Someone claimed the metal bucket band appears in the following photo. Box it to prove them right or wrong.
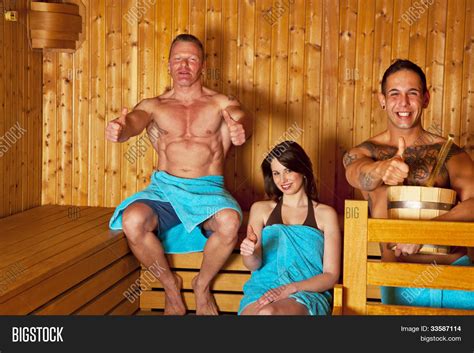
[388,200,454,211]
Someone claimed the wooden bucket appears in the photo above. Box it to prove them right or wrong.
[387,186,457,254]
[29,2,82,51]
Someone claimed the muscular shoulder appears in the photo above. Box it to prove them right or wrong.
[135,97,161,112]
[211,91,241,109]
[343,133,392,167]
[446,144,472,168]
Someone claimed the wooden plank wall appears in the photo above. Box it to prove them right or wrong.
[0,0,42,218]
[41,0,474,214]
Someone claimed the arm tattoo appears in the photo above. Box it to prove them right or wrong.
[363,141,465,186]
[356,141,397,161]
[343,151,358,168]
[359,171,376,190]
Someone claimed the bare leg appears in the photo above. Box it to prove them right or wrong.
[192,209,240,315]
[241,298,308,315]
[122,203,186,315]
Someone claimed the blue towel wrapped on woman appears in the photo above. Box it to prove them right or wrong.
[239,141,341,315]
[239,224,332,315]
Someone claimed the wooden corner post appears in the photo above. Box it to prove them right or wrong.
[343,200,368,315]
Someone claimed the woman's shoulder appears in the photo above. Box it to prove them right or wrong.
[312,201,338,220]
[250,200,277,213]
[312,201,333,211]
[250,200,278,218]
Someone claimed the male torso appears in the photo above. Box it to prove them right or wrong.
[357,130,466,264]
[142,87,234,179]
[360,130,460,219]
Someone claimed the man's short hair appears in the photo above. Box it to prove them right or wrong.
[168,34,204,60]
[381,59,427,95]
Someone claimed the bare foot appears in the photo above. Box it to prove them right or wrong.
[191,275,219,315]
[163,274,186,315]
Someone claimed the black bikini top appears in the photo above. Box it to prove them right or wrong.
[265,195,319,230]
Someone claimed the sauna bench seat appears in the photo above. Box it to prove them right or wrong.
[0,205,342,316]
[0,205,140,315]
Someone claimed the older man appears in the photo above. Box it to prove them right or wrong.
[106,34,252,315]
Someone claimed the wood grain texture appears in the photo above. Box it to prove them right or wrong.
[0,0,42,218]
[38,1,474,215]
[344,200,474,315]
[367,262,474,291]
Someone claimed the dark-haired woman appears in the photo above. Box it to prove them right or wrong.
[238,141,341,315]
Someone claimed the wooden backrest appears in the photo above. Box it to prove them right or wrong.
[343,200,474,315]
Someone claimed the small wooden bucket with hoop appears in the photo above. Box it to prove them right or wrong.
[387,186,457,254]
[386,133,457,255]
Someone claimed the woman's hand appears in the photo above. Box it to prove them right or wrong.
[257,283,298,307]
[240,225,258,256]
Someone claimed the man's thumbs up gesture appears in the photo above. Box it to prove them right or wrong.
[106,107,129,143]
[222,109,246,146]
[240,225,258,256]
[378,136,409,185]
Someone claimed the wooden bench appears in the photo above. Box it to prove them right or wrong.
[0,205,342,315]
[139,232,343,315]
[343,200,474,315]
[0,205,140,315]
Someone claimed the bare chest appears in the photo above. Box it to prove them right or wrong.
[152,101,223,138]
[374,144,450,187]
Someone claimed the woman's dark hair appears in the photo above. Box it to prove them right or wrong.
[381,59,427,95]
[261,141,318,201]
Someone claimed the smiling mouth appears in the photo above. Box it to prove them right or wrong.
[396,112,411,118]
[281,183,292,191]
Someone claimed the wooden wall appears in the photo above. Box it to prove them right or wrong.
[0,0,43,218]
[41,0,474,214]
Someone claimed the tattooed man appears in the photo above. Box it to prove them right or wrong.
[343,59,474,267]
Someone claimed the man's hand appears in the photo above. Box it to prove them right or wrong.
[106,107,129,143]
[389,242,423,257]
[240,225,258,256]
[256,284,297,307]
[377,137,409,185]
[222,109,246,146]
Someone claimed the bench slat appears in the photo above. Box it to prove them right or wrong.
[166,252,247,271]
[368,219,474,246]
[1,206,103,245]
[140,290,243,313]
[1,208,113,265]
[0,238,131,314]
[75,270,141,315]
[109,298,139,316]
[35,254,139,315]
[367,262,474,291]
[0,205,58,231]
[367,302,474,315]
[140,270,250,292]
[0,232,128,305]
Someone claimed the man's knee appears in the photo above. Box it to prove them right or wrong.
[122,204,157,243]
[213,209,240,238]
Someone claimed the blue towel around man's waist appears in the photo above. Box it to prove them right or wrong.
[381,255,474,309]
[238,224,332,315]
[109,170,242,254]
